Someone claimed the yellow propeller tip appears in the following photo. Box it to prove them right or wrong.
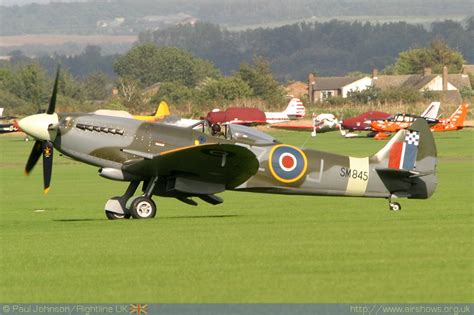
[43,188,50,194]
[24,171,30,176]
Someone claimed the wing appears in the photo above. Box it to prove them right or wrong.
[122,143,259,189]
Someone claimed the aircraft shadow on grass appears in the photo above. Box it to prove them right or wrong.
[53,214,239,222]
[53,218,103,222]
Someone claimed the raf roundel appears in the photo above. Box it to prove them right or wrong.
[268,145,308,183]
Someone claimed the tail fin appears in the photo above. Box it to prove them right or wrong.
[420,101,440,119]
[448,102,469,128]
[284,98,305,118]
[154,101,170,119]
[371,119,437,199]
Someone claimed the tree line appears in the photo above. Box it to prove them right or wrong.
[143,19,474,80]
[0,20,472,117]
[0,45,286,116]
[5,19,473,81]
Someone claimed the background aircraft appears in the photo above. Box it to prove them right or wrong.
[205,97,306,126]
[132,100,202,128]
[370,102,440,139]
[18,68,438,219]
[205,107,267,125]
[270,113,340,134]
[133,101,171,122]
[264,97,306,123]
[310,113,340,136]
[340,111,391,134]
[430,103,469,132]
[0,108,18,134]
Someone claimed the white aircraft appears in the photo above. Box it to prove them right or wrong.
[265,98,306,124]
[420,101,441,119]
[311,113,340,137]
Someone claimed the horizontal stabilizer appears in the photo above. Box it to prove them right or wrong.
[376,168,433,178]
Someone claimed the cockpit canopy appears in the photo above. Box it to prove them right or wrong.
[226,123,279,145]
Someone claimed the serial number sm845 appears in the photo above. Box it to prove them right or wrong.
[340,167,369,181]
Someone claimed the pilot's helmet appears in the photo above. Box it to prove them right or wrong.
[211,124,221,133]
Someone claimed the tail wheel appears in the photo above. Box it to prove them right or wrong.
[130,196,157,219]
[105,211,131,220]
[389,202,401,211]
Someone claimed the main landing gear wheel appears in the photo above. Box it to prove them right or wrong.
[105,211,131,220]
[389,202,401,211]
[130,196,157,219]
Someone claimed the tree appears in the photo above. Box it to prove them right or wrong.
[467,16,474,32]
[82,72,110,100]
[389,40,465,74]
[0,68,15,91]
[152,81,195,106]
[237,57,285,104]
[59,69,83,100]
[114,44,219,87]
[198,76,252,102]
[12,63,50,111]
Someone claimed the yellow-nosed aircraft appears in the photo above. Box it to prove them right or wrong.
[133,101,171,122]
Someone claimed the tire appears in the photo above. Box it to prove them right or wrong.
[105,211,131,220]
[389,202,401,211]
[130,196,157,219]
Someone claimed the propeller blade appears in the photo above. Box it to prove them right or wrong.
[42,141,54,194]
[47,66,60,115]
[25,140,43,175]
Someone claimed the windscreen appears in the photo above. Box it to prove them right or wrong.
[227,124,279,145]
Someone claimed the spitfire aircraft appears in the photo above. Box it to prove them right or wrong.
[18,68,438,219]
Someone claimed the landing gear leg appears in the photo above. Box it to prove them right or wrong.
[387,195,401,212]
[104,181,140,220]
[129,177,158,219]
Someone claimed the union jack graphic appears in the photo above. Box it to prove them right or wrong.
[130,304,148,315]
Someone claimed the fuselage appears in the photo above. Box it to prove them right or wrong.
[341,111,391,131]
[52,113,435,200]
[371,114,438,133]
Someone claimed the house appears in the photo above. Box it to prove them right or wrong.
[284,81,308,99]
[372,67,470,92]
[308,67,472,104]
[461,64,474,75]
[308,73,372,103]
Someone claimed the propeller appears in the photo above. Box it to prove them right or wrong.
[19,66,60,193]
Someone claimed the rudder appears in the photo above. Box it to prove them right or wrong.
[371,119,437,199]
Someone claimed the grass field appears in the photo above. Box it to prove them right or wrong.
[0,129,472,303]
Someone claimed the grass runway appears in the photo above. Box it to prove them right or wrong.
[0,129,472,303]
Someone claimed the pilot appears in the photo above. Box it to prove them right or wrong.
[211,123,223,137]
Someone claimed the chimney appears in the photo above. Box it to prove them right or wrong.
[372,68,378,79]
[423,67,432,76]
[308,73,316,104]
[442,66,448,91]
